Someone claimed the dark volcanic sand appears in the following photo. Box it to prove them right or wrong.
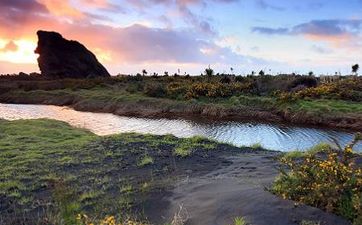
[152,152,350,225]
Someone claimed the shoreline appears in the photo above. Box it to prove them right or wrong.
[0,93,361,132]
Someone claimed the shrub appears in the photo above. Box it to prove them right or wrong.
[288,76,318,90]
[166,82,187,99]
[143,83,166,97]
[272,134,362,224]
[126,82,144,93]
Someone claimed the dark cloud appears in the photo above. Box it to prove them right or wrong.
[293,20,362,36]
[0,0,49,29]
[252,19,362,37]
[0,0,47,13]
[124,0,238,35]
[252,27,289,35]
[255,0,284,11]
[63,23,261,65]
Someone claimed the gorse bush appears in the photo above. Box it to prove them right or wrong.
[277,77,362,102]
[184,82,254,99]
[272,134,362,224]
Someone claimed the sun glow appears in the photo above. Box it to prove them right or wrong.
[0,39,38,64]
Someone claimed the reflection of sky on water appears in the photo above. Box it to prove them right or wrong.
[0,103,360,152]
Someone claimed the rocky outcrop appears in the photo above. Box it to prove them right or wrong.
[35,30,110,78]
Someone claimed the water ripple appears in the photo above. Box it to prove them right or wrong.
[0,103,360,152]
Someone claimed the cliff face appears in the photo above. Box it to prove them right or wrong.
[35,30,110,78]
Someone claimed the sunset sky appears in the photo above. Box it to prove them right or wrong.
[0,0,361,75]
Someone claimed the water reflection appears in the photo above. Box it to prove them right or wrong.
[0,103,360,152]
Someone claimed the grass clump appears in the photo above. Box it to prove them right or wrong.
[250,142,263,150]
[137,155,154,167]
[272,134,362,224]
[300,220,321,225]
[174,136,216,157]
[282,143,330,160]
[231,216,247,225]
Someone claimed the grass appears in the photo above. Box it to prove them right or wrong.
[283,143,330,158]
[231,216,247,225]
[281,143,331,160]
[173,136,217,157]
[137,155,154,167]
[300,221,321,225]
[250,142,263,150]
[0,119,226,224]
[288,99,362,115]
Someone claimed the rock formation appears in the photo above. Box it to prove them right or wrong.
[35,30,110,78]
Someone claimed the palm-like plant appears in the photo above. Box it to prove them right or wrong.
[205,66,214,77]
[352,64,359,75]
[142,69,147,76]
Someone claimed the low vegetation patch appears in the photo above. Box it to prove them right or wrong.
[272,134,362,224]
[0,119,238,224]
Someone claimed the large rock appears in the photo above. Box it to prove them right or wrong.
[35,30,110,78]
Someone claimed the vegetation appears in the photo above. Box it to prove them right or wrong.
[231,217,247,225]
[272,134,362,224]
[1,73,362,130]
[352,64,359,76]
[0,119,230,224]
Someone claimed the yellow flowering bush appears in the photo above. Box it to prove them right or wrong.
[272,133,362,224]
[277,77,362,102]
[184,82,254,99]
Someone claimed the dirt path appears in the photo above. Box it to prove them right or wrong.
[160,152,350,225]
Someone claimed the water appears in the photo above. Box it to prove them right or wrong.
[0,103,360,152]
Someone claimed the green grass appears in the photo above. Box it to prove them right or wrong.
[173,136,217,157]
[281,143,331,160]
[231,216,247,225]
[137,155,154,167]
[288,99,362,115]
[0,119,225,224]
[250,142,263,149]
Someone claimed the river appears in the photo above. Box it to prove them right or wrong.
[0,103,360,152]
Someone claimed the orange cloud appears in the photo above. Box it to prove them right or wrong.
[37,0,84,18]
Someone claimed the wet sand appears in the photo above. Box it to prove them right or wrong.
[159,152,350,225]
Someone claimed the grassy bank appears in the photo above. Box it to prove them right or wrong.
[0,119,252,224]
[1,75,362,130]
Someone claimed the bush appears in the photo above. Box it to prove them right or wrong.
[143,83,166,97]
[166,82,187,99]
[288,76,318,90]
[272,134,362,224]
[185,82,232,99]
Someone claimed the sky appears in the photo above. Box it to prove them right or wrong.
[0,0,361,75]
